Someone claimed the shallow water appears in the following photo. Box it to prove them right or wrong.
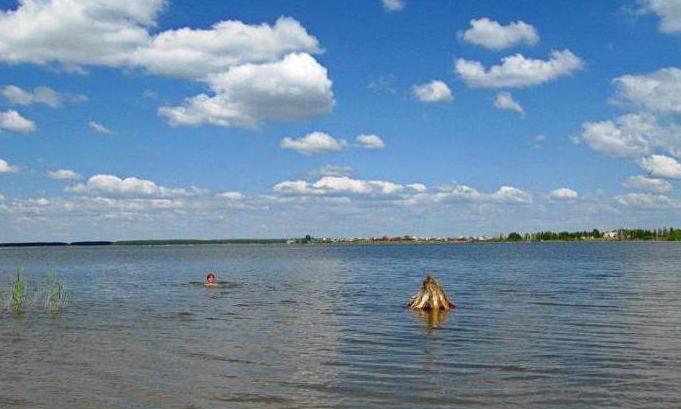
[1,242,680,408]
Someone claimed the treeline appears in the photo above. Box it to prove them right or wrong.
[115,239,287,245]
[506,228,681,242]
[0,239,288,247]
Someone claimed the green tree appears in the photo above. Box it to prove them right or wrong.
[507,232,523,242]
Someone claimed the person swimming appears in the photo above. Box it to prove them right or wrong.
[205,272,217,287]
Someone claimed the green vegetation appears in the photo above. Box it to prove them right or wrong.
[290,234,314,244]
[114,239,287,245]
[0,271,68,314]
[506,227,681,242]
[507,232,523,242]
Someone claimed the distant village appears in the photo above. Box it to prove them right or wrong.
[290,228,681,244]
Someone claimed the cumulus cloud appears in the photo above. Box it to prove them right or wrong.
[66,174,202,198]
[0,2,318,76]
[455,50,583,88]
[615,192,680,209]
[579,113,658,158]
[274,176,425,199]
[382,0,405,11]
[216,192,245,200]
[459,18,539,50]
[47,169,82,180]
[494,91,524,116]
[0,2,332,129]
[89,121,113,134]
[0,110,36,133]
[411,80,453,103]
[421,184,533,204]
[612,67,681,113]
[130,17,321,80]
[641,0,681,33]
[159,53,334,129]
[1,85,86,108]
[0,158,18,173]
[549,188,579,200]
[623,175,672,193]
[281,131,347,155]
[356,134,385,150]
[639,154,681,178]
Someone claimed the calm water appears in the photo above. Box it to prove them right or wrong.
[1,243,680,408]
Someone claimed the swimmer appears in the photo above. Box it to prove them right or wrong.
[205,272,218,287]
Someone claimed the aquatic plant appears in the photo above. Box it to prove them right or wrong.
[0,271,68,314]
[41,272,68,312]
[10,271,27,313]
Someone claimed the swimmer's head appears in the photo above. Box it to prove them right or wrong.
[206,272,217,284]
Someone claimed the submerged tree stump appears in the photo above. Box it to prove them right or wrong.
[408,275,455,310]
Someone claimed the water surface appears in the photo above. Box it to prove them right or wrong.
[1,243,680,408]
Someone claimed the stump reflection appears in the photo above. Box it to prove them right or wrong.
[412,308,450,329]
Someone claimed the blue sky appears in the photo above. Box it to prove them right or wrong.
[1,0,680,241]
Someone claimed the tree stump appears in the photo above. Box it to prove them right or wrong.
[408,275,455,310]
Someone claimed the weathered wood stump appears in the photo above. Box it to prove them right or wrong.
[408,275,455,310]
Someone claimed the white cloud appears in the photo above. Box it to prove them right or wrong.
[534,134,547,143]
[579,113,657,158]
[492,186,534,204]
[0,158,18,173]
[0,0,162,68]
[0,2,332,129]
[367,74,397,95]
[494,91,524,116]
[411,80,453,103]
[639,154,681,178]
[66,174,201,198]
[356,134,385,150]
[382,0,405,12]
[47,169,82,180]
[159,53,334,129]
[216,192,245,200]
[130,16,321,80]
[623,175,672,193]
[549,187,579,200]
[455,50,584,88]
[615,192,680,208]
[641,0,681,33]
[281,131,347,155]
[612,67,681,113]
[274,176,424,199]
[0,2,319,77]
[0,110,36,133]
[306,165,354,179]
[459,18,539,50]
[89,121,113,134]
[425,184,533,204]
[1,85,86,107]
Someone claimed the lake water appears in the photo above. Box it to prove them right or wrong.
[1,243,680,408]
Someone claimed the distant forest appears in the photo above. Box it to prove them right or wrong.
[0,239,287,247]
[506,228,681,242]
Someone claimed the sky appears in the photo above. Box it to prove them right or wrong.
[1,0,681,241]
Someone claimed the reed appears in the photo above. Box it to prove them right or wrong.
[0,271,68,313]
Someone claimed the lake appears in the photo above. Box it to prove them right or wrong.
[1,243,680,408]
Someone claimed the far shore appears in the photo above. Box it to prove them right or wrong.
[2,238,680,248]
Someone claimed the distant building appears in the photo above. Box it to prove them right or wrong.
[603,231,618,240]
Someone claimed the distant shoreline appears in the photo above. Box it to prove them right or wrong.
[1,239,680,248]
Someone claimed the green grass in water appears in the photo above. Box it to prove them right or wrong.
[1,271,68,314]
